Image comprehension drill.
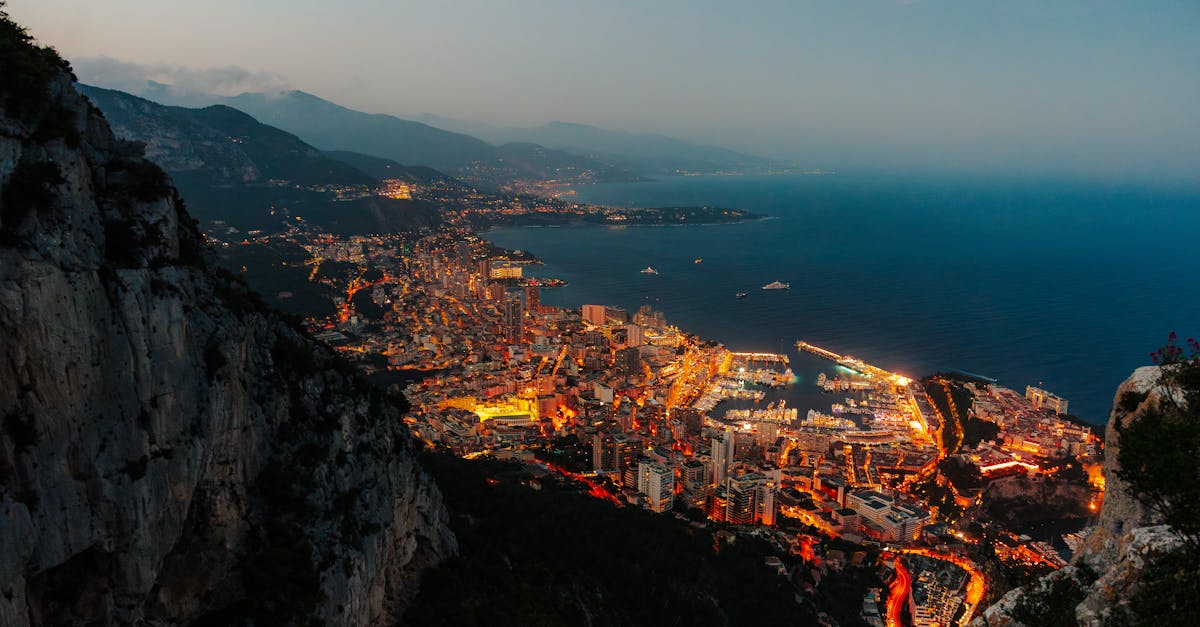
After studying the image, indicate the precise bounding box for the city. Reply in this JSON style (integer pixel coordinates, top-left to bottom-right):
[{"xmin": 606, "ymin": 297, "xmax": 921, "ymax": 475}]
[
  {"xmin": 3, "ymin": 3, "xmax": 1197, "ymax": 626},
  {"xmin": 213, "ymin": 185, "xmax": 1106, "ymax": 626}
]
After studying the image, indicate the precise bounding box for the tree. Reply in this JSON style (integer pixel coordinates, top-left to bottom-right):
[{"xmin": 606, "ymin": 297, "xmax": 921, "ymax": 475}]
[{"xmin": 1111, "ymin": 334, "xmax": 1200, "ymax": 626}]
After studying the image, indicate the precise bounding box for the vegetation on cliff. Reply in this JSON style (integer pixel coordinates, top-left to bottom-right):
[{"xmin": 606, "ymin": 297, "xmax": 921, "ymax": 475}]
[{"xmin": 1108, "ymin": 335, "xmax": 1200, "ymax": 625}]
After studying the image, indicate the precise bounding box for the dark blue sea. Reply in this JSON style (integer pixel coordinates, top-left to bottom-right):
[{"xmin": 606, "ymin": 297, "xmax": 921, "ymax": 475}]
[{"xmin": 484, "ymin": 174, "xmax": 1200, "ymax": 424}]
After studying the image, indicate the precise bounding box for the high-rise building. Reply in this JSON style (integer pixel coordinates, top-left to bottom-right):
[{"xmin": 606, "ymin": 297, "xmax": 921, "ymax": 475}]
[
  {"xmin": 637, "ymin": 460, "xmax": 675, "ymax": 513},
  {"xmin": 582, "ymin": 304, "xmax": 606, "ymax": 326},
  {"xmin": 612, "ymin": 432, "xmax": 638, "ymax": 472},
  {"xmin": 681, "ymin": 460, "xmax": 707, "ymax": 493},
  {"xmin": 487, "ymin": 282, "xmax": 507, "ymax": 302},
  {"xmin": 726, "ymin": 474, "xmax": 760, "ymax": 525},
  {"xmin": 592, "ymin": 432, "xmax": 615, "ymax": 471},
  {"xmin": 634, "ymin": 305, "xmax": 666, "ymax": 328},
  {"xmin": 721, "ymin": 472, "xmax": 778, "ymax": 526},
  {"xmin": 710, "ymin": 426, "xmax": 736, "ymax": 486},
  {"xmin": 524, "ymin": 285, "xmax": 540, "ymax": 314},
  {"xmin": 503, "ymin": 296, "xmax": 524, "ymax": 343}
]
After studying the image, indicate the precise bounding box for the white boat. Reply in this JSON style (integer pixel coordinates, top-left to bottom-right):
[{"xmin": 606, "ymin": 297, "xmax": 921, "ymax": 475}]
[
  {"xmin": 694, "ymin": 258, "xmax": 703, "ymax": 264},
  {"xmin": 641, "ymin": 266, "xmax": 658, "ymax": 274},
  {"xmin": 762, "ymin": 280, "xmax": 789, "ymax": 290}
]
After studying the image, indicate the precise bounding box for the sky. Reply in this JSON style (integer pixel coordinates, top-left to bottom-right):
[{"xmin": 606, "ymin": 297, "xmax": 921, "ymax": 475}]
[{"xmin": 9, "ymin": 0, "xmax": 1200, "ymax": 182}]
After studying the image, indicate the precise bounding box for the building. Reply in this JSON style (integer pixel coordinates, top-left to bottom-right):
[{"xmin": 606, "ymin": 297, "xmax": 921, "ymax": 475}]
[
  {"xmin": 724, "ymin": 472, "xmax": 777, "ymax": 525},
  {"xmin": 625, "ymin": 323, "xmax": 644, "ymax": 347},
  {"xmin": 490, "ymin": 263, "xmax": 523, "ymax": 279},
  {"xmin": 634, "ymin": 304, "xmax": 665, "ymax": 328},
  {"xmin": 524, "ymin": 285, "xmax": 540, "ymax": 314},
  {"xmin": 710, "ymin": 426, "xmax": 736, "ymax": 485},
  {"xmin": 612, "ymin": 432, "xmax": 639, "ymax": 472},
  {"xmin": 592, "ymin": 432, "xmax": 614, "ymax": 471},
  {"xmin": 503, "ymin": 296, "xmax": 524, "ymax": 343},
  {"xmin": 680, "ymin": 460, "xmax": 707, "ymax": 493},
  {"xmin": 846, "ymin": 490, "xmax": 930, "ymax": 542},
  {"xmin": 1025, "ymin": 386, "xmax": 1069, "ymax": 414},
  {"xmin": 637, "ymin": 460, "xmax": 675, "ymax": 513},
  {"xmin": 616, "ymin": 346, "xmax": 642, "ymax": 377},
  {"xmin": 605, "ymin": 307, "xmax": 629, "ymax": 324},
  {"xmin": 582, "ymin": 304, "xmax": 606, "ymax": 326},
  {"xmin": 726, "ymin": 474, "xmax": 759, "ymax": 525}
]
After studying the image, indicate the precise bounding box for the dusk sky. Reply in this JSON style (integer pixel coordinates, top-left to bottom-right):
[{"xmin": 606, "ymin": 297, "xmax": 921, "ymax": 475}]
[{"xmin": 10, "ymin": 0, "xmax": 1200, "ymax": 182}]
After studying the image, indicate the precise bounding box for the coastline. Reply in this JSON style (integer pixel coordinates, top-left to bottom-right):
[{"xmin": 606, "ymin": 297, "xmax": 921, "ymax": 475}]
[{"xmin": 483, "ymin": 173, "xmax": 1181, "ymax": 426}]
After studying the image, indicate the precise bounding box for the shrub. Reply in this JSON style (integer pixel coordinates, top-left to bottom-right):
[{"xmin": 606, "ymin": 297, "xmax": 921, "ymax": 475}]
[
  {"xmin": 1, "ymin": 159, "xmax": 63, "ymax": 233},
  {"xmin": 1114, "ymin": 335, "xmax": 1200, "ymax": 624},
  {"xmin": 0, "ymin": 3, "xmax": 74, "ymax": 121}
]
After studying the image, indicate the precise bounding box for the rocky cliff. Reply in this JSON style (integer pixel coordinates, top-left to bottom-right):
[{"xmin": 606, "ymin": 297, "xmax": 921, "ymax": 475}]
[
  {"xmin": 0, "ymin": 18, "xmax": 454, "ymax": 626},
  {"xmin": 972, "ymin": 366, "xmax": 1182, "ymax": 626}
]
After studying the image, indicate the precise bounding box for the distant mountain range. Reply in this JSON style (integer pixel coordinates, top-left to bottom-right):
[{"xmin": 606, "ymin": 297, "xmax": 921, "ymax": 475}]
[
  {"xmin": 80, "ymin": 78, "xmax": 787, "ymax": 185},
  {"xmin": 79, "ymin": 85, "xmax": 440, "ymax": 234},
  {"xmin": 210, "ymin": 91, "xmax": 643, "ymax": 189},
  {"xmin": 80, "ymin": 85, "xmax": 373, "ymax": 187},
  {"xmin": 414, "ymin": 116, "xmax": 788, "ymax": 176}
]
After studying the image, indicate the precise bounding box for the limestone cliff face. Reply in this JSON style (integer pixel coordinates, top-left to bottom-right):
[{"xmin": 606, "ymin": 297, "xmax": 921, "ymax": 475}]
[
  {"xmin": 0, "ymin": 50, "xmax": 454, "ymax": 625},
  {"xmin": 971, "ymin": 366, "xmax": 1179, "ymax": 627}
]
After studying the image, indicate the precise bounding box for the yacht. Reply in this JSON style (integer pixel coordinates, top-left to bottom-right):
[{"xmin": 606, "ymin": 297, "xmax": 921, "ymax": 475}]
[
  {"xmin": 641, "ymin": 266, "xmax": 658, "ymax": 274},
  {"xmin": 694, "ymin": 258, "xmax": 703, "ymax": 264},
  {"xmin": 762, "ymin": 280, "xmax": 789, "ymax": 290},
  {"xmin": 735, "ymin": 291, "xmax": 748, "ymax": 299}
]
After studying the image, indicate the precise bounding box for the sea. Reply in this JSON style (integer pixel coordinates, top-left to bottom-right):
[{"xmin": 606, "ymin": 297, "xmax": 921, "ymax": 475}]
[{"xmin": 483, "ymin": 173, "xmax": 1200, "ymax": 424}]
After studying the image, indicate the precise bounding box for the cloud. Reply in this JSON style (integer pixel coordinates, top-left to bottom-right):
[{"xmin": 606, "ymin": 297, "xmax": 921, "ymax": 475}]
[{"xmin": 72, "ymin": 57, "xmax": 290, "ymax": 105}]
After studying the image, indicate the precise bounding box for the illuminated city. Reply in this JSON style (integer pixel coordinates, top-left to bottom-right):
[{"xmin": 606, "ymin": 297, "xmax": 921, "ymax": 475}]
[
  {"xmin": 207, "ymin": 177, "xmax": 1108, "ymax": 625},
  {"xmin": 5, "ymin": 3, "xmax": 1194, "ymax": 624}
]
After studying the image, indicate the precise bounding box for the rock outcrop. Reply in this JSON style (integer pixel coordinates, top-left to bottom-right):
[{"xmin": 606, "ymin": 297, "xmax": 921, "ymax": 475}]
[
  {"xmin": 971, "ymin": 366, "xmax": 1180, "ymax": 627},
  {"xmin": 0, "ymin": 23, "xmax": 454, "ymax": 626}
]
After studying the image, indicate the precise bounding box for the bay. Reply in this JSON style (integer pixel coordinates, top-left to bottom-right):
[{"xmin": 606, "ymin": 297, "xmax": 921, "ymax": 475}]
[{"xmin": 483, "ymin": 173, "xmax": 1200, "ymax": 424}]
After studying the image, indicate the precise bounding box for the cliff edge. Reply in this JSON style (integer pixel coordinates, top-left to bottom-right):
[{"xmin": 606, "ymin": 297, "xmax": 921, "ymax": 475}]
[
  {"xmin": 972, "ymin": 366, "xmax": 1188, "ymax": 626},
  {"xmin": 0, "ymin": 14, "xmax": 454, "ymax": 626}
]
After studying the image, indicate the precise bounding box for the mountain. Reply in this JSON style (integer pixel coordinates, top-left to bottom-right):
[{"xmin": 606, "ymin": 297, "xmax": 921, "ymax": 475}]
[
  {"xmin": 323, "ymin": 149, "xmax": 465, "ymax": 188},
  {"xmin": 76, "ymin": 85, "xmax": 440, "ymax": 234},
  {"xmin": 226, "ymin": 91, "xmax": 495, "ymax": 174},
  {"xmin": 418, "ymin": 116, "xmax": 789, "ymax": 175},
  {"xmin": 79, "ymin": 85, "xmax": 374, "ymax": 187},
  {"xmin": 0, "ymin": 18, "xmax": 454, "ymax": 626},
  {"xmin": 221, "ymin": 91, "xmax": 641, "ymax": 188}
]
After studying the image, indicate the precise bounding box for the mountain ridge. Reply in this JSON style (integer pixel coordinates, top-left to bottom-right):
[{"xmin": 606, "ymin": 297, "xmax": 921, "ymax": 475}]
[
  {"xmin": 220, "ymin": 90, "xmax": 642, "ymax": 188},
  {"xmin": 76, "ymin": 84, "xmax": 442, "ymax": 235}
]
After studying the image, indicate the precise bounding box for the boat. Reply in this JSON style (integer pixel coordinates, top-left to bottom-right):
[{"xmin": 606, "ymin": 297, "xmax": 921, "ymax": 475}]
[
  {"xmin": 640, "ymin": 266, "xmax": 658, "ymax": 274},
  {"xmin": 735, "ymin": 291, "xmax": 748, "ymax": 299},
  {"xmin": 694, "ymin": 258, "xmax": 703, "ymax": 264},
  {"xmin": 762, "ymin": 280, "xmax": 789, "ymax": 290}
]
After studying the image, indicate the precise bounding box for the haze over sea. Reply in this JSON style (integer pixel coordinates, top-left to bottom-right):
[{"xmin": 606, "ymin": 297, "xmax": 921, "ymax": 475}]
[{"xmin": 484, "ymin": 174, "xmax": 1200, "ymax": 424}]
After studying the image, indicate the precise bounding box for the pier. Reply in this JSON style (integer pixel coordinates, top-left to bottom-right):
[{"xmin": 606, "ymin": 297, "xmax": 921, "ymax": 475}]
[
  {"xmin": 797, "ymin": 341, "xmax": 907, "ymax": 384},
  {"xmin": 729, "ymin": 351, "xmax": 790, "ymax": 365}
]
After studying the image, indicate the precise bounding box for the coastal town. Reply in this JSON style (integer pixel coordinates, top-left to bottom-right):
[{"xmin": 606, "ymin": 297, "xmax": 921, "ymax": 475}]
[{"xmin": 211, "ymin": 210, "xmax": 1106, "ymax": 626}]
